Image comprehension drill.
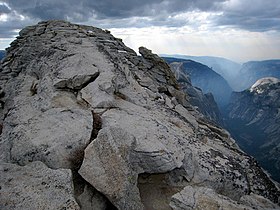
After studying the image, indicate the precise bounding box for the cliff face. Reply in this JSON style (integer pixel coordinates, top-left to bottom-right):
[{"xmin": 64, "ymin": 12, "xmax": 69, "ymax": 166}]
[
  {"xmin": 0, "ymin": 20, "xmax": 279, "ymax": 210},
  {"xmin": 226, "ymin": 77, "xmax": 280, "ymax": 183},
  {"xmin": 162, "ymin": 55, "xmax": 242, "ymax": 91},
  {"xmin": 167, "ymin": 61, "xmax": 223, "ymax": 125},
  {"xmin": 164, "ymin": 57, "xmax": 233, "ymax": 108}
]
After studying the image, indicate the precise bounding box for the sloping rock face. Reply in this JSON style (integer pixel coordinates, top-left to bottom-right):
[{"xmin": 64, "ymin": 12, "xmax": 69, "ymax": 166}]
[
  {"xmin": 162, "ymin": 55, "xmax": 242, "ymax": 91},
  {"xmin": 164, "ymin": 57, "xmax": 233, "ymax": 108},
  {"xmin": 0, "ymin": 20, "xmax": 279, "ymax": 210},
  {"xmin": 167, "ymin": 61, "xmax": 223, "ymax": 125},
  {"xmin": 226, "ymin": 77, "xmax": 280, "ymax": 183}
]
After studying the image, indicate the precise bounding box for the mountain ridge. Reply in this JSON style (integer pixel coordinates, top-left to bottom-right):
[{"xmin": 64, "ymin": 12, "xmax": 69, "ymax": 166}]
[
  {"xmin": 163, "ymin": 54, "xmax": 280, "ymax": 92},
  {"xmin": 163, "ymin": 57, "xmax": 233, "ymax": 108},
  {"xmin": 162, "ymin": 54, "xmax": 241, "ymax": 90},
  {"xmin": 165, "ymin": 59, "xmax": 223, "ymax": 125},
  {"xmin": 0, "ymin": 20, "xmax": 279, "ymax": 210}
]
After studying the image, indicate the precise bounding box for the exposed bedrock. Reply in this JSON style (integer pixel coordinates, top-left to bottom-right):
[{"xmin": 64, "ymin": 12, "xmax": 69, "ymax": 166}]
[{"xmin": 0, "ymin": 20, "xmax": 279, "ymax": 210}]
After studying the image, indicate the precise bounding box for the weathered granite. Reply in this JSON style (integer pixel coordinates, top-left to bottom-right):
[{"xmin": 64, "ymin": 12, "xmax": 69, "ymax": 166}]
[
  {"xmin": 0, "ymin": 20, "xmax": 279, "ymax": 210},
  {"xmin": 0, "ymin": 161, "xmax": 79, "ymax": 210},
  {"xmin": 170, "ymin": 186, "xmax": 279, "ymax": 210}
]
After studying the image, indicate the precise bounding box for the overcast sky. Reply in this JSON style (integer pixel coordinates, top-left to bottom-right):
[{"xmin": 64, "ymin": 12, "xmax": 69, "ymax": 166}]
[{"xmin": 0, "ymin": 0, "xmax": 279, "ymax": 62}]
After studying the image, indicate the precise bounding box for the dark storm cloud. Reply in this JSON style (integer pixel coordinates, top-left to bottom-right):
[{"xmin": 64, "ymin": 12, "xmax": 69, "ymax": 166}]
[
  {"xmin": 82, "ymin": 0, "xmax": 225, "ymax": 18},
  {"xmin": 0, "ymin": 25, "xmax": 19, "ymax": 37},
  {"xmin": 215, "ymin": 0, "xmax": 280, "ymax": 31},
  {"xmin": 3, "ymin": 0, "xmax": 224, "ymax": 20},
  {"xmin": 217, "ymin": 14, "xmax": 280, "ymax": 32},
  {"xmin": 2, "ymin": 0, "xmax": 92, "ymax": 21},
  {"xmin": 0, "ymin": 0, "xmax": 280, "ymax": 39},
  {"xmin": 0, "ymin": 15, "xmax": 37, "ymax": 38},
  {"xmin": 0, "ymin": 0, "xmax": 226, "ymax": 38},
  {"xmin": 0, "ymin": 3, "xmax": 10, "ymax": 14}
]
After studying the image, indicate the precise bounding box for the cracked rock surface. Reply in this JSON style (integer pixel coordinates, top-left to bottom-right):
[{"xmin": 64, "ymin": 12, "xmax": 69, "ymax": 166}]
[
  {"xmin": 0, "ymin": 20, "xmax": 279, "ymax": 210},
  {"xmin": 170, "ymin": 186, "xmax": 279, "ymax": 210},
  {"xmin": 0, "ymin": 161, "xmax": 79, "ymax": 210}
]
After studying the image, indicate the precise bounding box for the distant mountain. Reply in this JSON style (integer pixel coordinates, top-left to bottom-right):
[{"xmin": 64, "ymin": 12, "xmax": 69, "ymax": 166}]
[
  {"xmin": 237, "ymin": 60, "xmax": 280, "ymax": 91},
  {"xmin": 169, "ymin": 61, "xmax": 223, "ymax": 124},
  {"xmin": 225, "ymin": 77, "xmax": 280, "ymax": 182},
  {"xmin": 0, "ymin": 50, "xmax": 5, "ymax": 60},
  {"xmin": 162, "ymin": 54, "xmax": 241, "ymax": 90},
  {"xmin": 164, "ymin": 57, "xmax": 233, "ymax": 108}
]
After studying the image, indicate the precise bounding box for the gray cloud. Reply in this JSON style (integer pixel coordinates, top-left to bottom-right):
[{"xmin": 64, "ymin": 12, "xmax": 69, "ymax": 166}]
[
  {"xmin": 0, "ymin": 0, "xmax": 280, "ymax": 39},
  {"xmin": 216, "ymin": 15, "xmax": 280, "ymax": 32},
  {"xmin": 215, "ymin": 0, "xmax": 280, "ymax": 31},
  {"xmin": 3, "ymin": 0, "xmax": 91, "ymax": 21},
  {"xmin": 0, "ymin": 15, "xmax": 38, "ymax": 38},
  {"xmin": 0, "ymin": 3, "xmax": 10, "ymax": 14},
  {"xmin": 0, "ymin": 0, "xmax": 225, "ymax": 38},
  {"xmin": 3, "ymin": 0, "xmax": 224, "ymax": 20}
]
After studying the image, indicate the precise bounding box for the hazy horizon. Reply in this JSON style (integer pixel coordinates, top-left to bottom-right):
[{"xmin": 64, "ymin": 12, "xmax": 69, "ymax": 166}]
[
  {"xmin": 1, "ymin": 38, "xmax": 280, "ymax": 63},
  {"xmin": 1, "ymin": 0, "xmax": 280, "ymax": 62}
]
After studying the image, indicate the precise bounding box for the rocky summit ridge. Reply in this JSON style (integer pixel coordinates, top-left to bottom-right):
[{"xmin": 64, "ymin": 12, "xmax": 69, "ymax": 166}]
[{"xmin": 0, "ymin": 20, "xmax": 279, "ymax": 210}]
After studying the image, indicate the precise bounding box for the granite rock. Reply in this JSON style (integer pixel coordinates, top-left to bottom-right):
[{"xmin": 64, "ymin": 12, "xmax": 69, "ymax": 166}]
[
  {"xmin": 0, "ymin": 161, "xmax": 79, "ymax": 210},
  {"xmin": 0, "ymin": 20, "xmax": 279, "ymax": 210}
]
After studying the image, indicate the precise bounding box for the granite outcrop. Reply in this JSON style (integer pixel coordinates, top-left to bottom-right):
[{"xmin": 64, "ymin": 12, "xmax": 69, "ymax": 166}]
[{"xmin": 0, "ymin": 20, "xmax": 279, "ymax": 210}]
